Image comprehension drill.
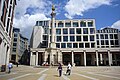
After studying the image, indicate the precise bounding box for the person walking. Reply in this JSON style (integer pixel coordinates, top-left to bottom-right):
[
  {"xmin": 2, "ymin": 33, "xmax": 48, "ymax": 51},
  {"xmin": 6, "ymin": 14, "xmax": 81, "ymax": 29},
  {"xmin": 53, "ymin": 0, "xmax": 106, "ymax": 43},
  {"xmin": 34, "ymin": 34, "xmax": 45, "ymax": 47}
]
[
  {"xmin": 57, "ymin": 63, "xmax": 62, "ymax": 77},
  {"xmin": 66, "ymin": 62, "xmax": 72, "ymax": 75},
  {"xmin": 8, "ymin": 62, "xmax": 13, "ymax": 73}
]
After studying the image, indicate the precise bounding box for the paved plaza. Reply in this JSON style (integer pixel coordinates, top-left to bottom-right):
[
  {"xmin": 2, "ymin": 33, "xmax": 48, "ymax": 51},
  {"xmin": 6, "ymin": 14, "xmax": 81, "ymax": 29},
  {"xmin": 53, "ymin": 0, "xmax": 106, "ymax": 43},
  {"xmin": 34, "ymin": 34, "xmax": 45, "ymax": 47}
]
[{"xmin": 0, "ymin": 65, "xmax": 120, "ymax": 80}]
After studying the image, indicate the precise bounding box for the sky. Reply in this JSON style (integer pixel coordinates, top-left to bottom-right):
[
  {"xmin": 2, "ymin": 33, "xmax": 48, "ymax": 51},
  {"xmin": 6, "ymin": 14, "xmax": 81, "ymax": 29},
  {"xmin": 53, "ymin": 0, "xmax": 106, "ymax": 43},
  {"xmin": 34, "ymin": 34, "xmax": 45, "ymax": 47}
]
[{"xmin": 13, "ymin": 0, "xmax": 120, "ymax": 39}]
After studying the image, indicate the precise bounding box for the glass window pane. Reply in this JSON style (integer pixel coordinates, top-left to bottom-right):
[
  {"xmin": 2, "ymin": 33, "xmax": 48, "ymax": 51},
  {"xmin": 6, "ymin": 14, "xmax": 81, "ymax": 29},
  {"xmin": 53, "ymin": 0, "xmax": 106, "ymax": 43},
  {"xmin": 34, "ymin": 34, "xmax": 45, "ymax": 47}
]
[
  {"xmin": 105, "ymin": 40, "xmax": 109, "ymax": 45},
  {"xmin": 91, "ymin": 43, "xmax": 95, "ymax": 48},
  {"xmin": 85, "ymin": 43, "xmax": 89, "ymax": 48},
  {"xmin": 76, "ymin": 36, "xmax": 81, "ymax": 41},
  {"xmin": 83, "ymin": 28, "xmax": 88, "ymax": 34},
  {"xmin": 90, "ymin": 35, "xmax": 94, "ymax": 41},
  {"xmin": 70, "ymin": 36, "xmax": 75, "ymax": 41},
  {"xmin": 90, "ymin": 28, "xmax": 95, "ymax": 34},
  {"xmin": 56, "ymin": 43, "xmax": 60, "ymax": 48},
  {"xmin": 56, "ymin": 29, "xmax": 61, "ymax": 34},
  {"xmin": 73, "ymin": 22, "xmax": 78, "ymax": 27},
  {"xmin": 67, "ymin": 43, "xmax": 72, "ymax": 48},
  {"xmin": 76, "ymin": 28, "xmax": 81, "ymax": 34},
  {"xmin": 79, "ymin": 43, "xmax": 84, "ymax": 48},
  {"xmin": 70, "ymin": 28, "xmax": 75, "ymax": 34},
  {"xmin": 105, "ymin": 34, "xmax": 108, "ymax": 39},
  {"xmin": 100, "ymin": 34, "xmax": 104, "ymax": 39},
  {"xmin": 96, "ymin": 34, "xmax": 99, "ymax": 39},
  {"xmin": 110, "ymin": 34, "xmax": 113, "ymax": 39},
  {"xmin": 63, "ymin": 36, "xmax": 68, "ymax": 42},
  {"xmin": 56, "ymin": 36, "xmax": 61, "ymax": 42},
  {"xmin": 97, "ymin": 40, "xmax": 99, "ymax": 45},
  {"xmin": 58, "ymin": 22, "xmax": 63, "ymax": 27},
  {"xmin": 88, "ymin": 22, "xmax": 93, "ymax": 27},
  {"xmin": 65, "ymin": 22, "xmax": 71, "ymax": 27},
  {"xmin": 63, "ymin": 28, "xmax": 68, "ymax": 34},
  {"xmin": 101, "ymin": 40, "xmax": 104, "ymax": 45},
  {"xmin": 61, "ymin": 43, "xmax": 66, "ymax": 48},
  {"xmin": 83, "ymin": 36, "xmax": 88, "ymax": 41},
  {"xmin": 114, "ymin": 34, "xmax": 118, "ymax": 39},
  {"xmin": 80, "ymin": 21, "xmax": 86, "ymax": 27},
  {"xmin": 73, "ymin": 43, "xmax": 78, "ymax": 48},
  {"xmin": 110, "ymin": 40, "xmax": 114, "ymax": 45}
]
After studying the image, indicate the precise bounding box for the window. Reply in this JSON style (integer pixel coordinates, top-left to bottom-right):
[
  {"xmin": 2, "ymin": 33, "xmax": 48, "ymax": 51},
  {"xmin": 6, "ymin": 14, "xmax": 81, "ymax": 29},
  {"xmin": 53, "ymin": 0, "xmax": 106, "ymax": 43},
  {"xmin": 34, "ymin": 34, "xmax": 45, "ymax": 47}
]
[
  {"xmin": 70, "ymin": 28, "xmax": 74, "ymax": 34},
  {"xmin": 43, "ymin": 35, "xmax": 48, "ymax": 40},
  {"xmin": 88, "ymin": 21, "xmax": 93, "ymax": 27},
  {"xmin": 85, "ymin": 43, "xmax": 89, "ymax": 48},
  {"xmin": 44, "ymin": 28, "xmax": 49, "ymax": 34},
  {"xmin": 110, "ymin": 34, "xmax": 113, "ymax": 39},
  {"xmin": 91, "ymin": 43, "xmax": 95, "ymax": 48},
  {"xmin": 67, "ymin": 43, "xmax": 72, "ymax": 48},
  {"xmin": 80, "ymin": 21, "xmax": 86, "ymax": 27},
  {"xmin": 12, "ymin": 48, "xmax": 16, "ymax": 52},
  {"xmin": 56, "ymin": 29, "xmax": 61, "ymax": 34},
  {"xmin": 65, "ymin": 22, "xmax": 71, "ymax": 27},
  {"xmin": 100, "ymin": 34, "xmax": 104, "ymax": 39},
  {"xmin": 56, "ymin": 43, "xmax": 60, "ymax": 48},
  {"xmin": 105, "ymin": 34, "xmax": 108, "ymax": 39},
  {"xmin": 110, "ymin": 40, "xmax": 114, "ymax": 45},
  {"xmin": 83, "ymin": 28, "xmax": 88, "ymax": 34},
  {"xmin": 115, "ymin": 40, "xmax": 119, "ymax": 45},
  {"xmin": 79, "ymin": 43, "xmax": 84, "ymax": 48},
  {"xmin": 96, "ymin": 34, "xmax": 99, "ymax": 39},
  {"xmin": 61, "ymin": 43, "xmax": 66, "ymax": 48},
  {"xmin": 58, "ymin": 22, "xmax": 63, "ymax": 27},
  {"xmin": 105, "ymin": 40, "xmax": 109, "ymax": 45},
  {"xmin": 63, "ymin": 36, "xmax": 68, "ymax": 42},
  {"xmin": 73, "ymin": 22, "xmax": 78, "ymax": 27},
  {"xmin": 63, "ymin": 28, "xmax": 68, "ymax": 34},
  {"xmin": 73, "ymin": 43, "xmax": 78, "ymax": 48},
  {"xmin": 101, "ymin": 40, "xmax": 104, "ymax": 45},
  {"xmin": 90, "ymin": 35, "xmax": 94, "ymax": 41},
  {"xmin": 70, "ymin": 36, "xmax": 75, "ymax": 41},
  {"xmin": 90, "ymin": 28, "xmax": 95, "ymax": 34},
  {"xmin": 76, "ymin": 36, "xmax": 81, "ymax": 41},
  {"xmin": 14, "ymin": 38, "xmax": 17, "ymax": 42},
  {"xmin": 56, "ymin": 36, "xmax": 61, "ymax": 42},
  {"xmin": 97, "ymin": 40, "xmax": 99, "ymax": 45},
  {"xmin": 114, "ymin": 34, "xmax": 118, "ymax": 39},
  {"xmin": 13, "ymin": 43, "xmax": 17, "ymax": 46},
  {"xmin": 83, "ymin": 36, "xmax": 88, "ymax": 41},
  {"xmin": 76, "ymin": 28, "xmax": 81, "ymax": 34}
]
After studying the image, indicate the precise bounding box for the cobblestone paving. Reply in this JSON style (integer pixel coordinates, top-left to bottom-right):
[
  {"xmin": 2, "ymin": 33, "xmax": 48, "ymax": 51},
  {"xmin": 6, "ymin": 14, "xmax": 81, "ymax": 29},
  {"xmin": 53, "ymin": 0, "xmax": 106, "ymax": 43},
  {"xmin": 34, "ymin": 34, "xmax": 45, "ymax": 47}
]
[{"xmin": 0, "ymin": 65, "xmax": 120, "ymax": 80}]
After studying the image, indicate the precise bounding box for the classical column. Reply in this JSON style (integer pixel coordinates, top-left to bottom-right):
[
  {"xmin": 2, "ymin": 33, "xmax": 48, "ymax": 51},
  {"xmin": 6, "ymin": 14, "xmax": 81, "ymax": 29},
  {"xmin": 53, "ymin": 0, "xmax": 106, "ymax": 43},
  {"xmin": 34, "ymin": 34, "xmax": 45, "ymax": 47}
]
[
  {"xmin": 110, "ymin": 53, "xmax": 113, "ymax": 65},
  {"xmin": 108, "ymin": 50, "xmax": 111, "ymax": 66},
  {"xmin": 96, "ymin": 50, "xmax": 99, "ymax": 66},
  {"xmin": 30, "ymin": 51, "xmax": 33, "ymax": 66},
  {"xmin": 72, "ymin": 51, "xmax": 74, "ymax": 65},
  {"xmin": 36, "ymin": 51, "xmax": 38, "ymax": 66},
  {"xmin": 58, "ymin": 51, "xmax": 62, "ymax": 64},
  {"xmin": 83, "ymin": 50, "xmax": 86, "ymax": 66},
  {"xmin": 44, "ymin": 51, "xmax": 47, "ymax": 62},
  {"xmin": 50, "ymin": 50, "xmax": 54, "ymax": 65},
  {"xmin": 100, "ymin": 53, "xmax": 103, "ymax": 64}
]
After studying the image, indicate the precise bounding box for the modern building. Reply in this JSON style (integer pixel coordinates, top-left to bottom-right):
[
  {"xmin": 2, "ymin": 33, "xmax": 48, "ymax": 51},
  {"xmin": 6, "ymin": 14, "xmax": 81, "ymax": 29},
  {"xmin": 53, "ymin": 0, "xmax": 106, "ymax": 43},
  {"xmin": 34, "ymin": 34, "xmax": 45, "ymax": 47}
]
[
  {"xmin": 0, "ymin": 0, "xmax": 16, "ymax": 70},
  {"xmin": 11, "ymin": 27, "xmax": 29, "ymax": 64},
  {"xmin": 30, "ymin": 5, "xmax": 120, "ymax": 67}
]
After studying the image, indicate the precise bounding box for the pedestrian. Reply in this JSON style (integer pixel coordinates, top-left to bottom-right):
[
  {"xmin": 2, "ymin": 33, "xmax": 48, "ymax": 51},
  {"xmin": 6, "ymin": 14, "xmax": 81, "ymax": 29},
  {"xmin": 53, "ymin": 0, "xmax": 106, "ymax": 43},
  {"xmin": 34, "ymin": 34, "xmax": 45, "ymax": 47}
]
[
  {"xmin": 57, "ymin": 63, "xmax": 62, "ymax": 77},
  {"xmin": 66, "ymin": 62, "xmax": 72, "ymax": 75},
  {"xmin": 8, "ymin": 62, "xmax": 13, "ymax": 73}
]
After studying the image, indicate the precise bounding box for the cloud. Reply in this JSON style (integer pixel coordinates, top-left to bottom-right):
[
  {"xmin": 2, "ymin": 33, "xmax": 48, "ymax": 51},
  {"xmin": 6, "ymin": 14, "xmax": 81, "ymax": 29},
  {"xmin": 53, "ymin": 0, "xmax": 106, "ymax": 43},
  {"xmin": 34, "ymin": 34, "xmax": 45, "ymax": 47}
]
[
  {"xmin": 14, "ymin": 0, "xmax": 52, "ymax": 39},
  {"xmin": 111, "ymin": 20, "xmax": 120, "ymax": 30},
  {"xmin": 64, "ymin": 0, "xmax": 113, "ymax": 19}
]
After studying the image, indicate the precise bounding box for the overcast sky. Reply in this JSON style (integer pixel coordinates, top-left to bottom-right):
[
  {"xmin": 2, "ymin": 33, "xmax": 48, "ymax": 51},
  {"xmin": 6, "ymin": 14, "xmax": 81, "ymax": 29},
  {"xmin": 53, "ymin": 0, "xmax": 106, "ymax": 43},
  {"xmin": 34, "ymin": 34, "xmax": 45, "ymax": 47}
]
[{"xmin": 13, "ymin": 0, "xmax": 120, "ymax": 39}]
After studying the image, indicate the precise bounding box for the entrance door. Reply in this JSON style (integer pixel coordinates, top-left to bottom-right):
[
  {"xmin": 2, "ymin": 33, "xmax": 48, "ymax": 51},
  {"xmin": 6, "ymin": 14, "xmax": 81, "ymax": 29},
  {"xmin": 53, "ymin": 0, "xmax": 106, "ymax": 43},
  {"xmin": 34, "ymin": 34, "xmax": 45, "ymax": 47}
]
[
  {"xmin": 74, "ymin": 54, "xmax": 81, "ymax": 66},
  {"xmin": 63, "ymin": 53, "xmax": 71, "ymax": 65}
]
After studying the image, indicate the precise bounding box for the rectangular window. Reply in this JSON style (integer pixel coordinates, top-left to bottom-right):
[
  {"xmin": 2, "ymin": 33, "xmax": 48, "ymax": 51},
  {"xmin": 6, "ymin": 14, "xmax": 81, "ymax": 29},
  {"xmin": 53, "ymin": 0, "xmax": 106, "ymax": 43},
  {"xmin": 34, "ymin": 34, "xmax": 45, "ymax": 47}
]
[
  {"xmin": 58, "ymin": 22, "xmax": 63, "ymax": 27},
  {"xmin": 115, "ymin": 40, "xmax": 119, "ymax": 45},
  {"xmin": 105, "ymin": 40, "xmax": 109, "ymax": 45},
  {"xmin": 110, "ymin": 40, "xmax": 114, "ymax": 45},
  {"xmin": 100, "ymin": 34, "xmax": 104, "ymax": 39},
  {"xmin": 14, "ymin": 38, "xmax": 17, "ymax": 42},
  {"xmin": 83, "ymin": 36, "xmax": 88, "ymax": 41},
  {"xmin": 97, "ymin": 40, "xmax": 99, "ymax": 45},
  {"xmin": 73, "ymin": 22, "xmax": 78, "ymax": 27},
  {"xmin": 56, "ymin": 29, "xmax": 61, "ymax": 34},
  {"xmin": 79, "ymin": 43, "xmax": 84, "ymax": 48},
  {"xmin": 91, "ymin": 43, "xmax": 95, "ymax": 48},
  {"xmin": 76, "ymin": 28, "xmax": 81, "ymax": 34},
  {"xmin": 96, "ymin": 34, "xmax": 99, "ymax": 39},
  {"xmin": 63, "ymin": 28, "xmax": 68, "ymax": 34},
  {"xmin": 83, "ymin": 28, "xmax": 88, "ymax": 34},
  {"xmin": 70, "ymin": 36, "xmax": 75, "ymax": 41},
  {"xmin": 70, "ymin": 28, "xmax": 74, "ymax": 34},
  {"xmin": 63, "ymin": 36, "xmax": 68, "ymax": 42},
  {"xmin": 65, "ymin": 22, "xmax": 71, "ymax": 27},
  {"xmin": 80, "ymin": 21, "xmax": 86, "ymax": 27},
  {"xmin": 56, "ymin": 43, "xmax": 60, "ymax": 48},
  {"xmin": 56, "ymin": 36, "xmax": 61, "ymax": 42},
  {"xmin": 73, "ymin": 43, "xmax": 78, "ymax": 48},
  {"xmin": 85, "ymin": 43, "xmax": 89, "ymax": 48},
  {"xmin": 67, "ymin": 43, "xmax": 72, "ymax": 48},
  {"xmin": 90, "ymin": 28, "xmax": 95, "ymax": 34},
  {"xmin": 43, "ymin": 35, "xmax": 48, "ymax": 40},
  {"xmin": 105, "ymin": 34, "xmax": 108, "ymax": 39},
  {"xmin": 101, "ymin": 40, "xmax": 104, "ymax": 45},
  {"xmin": 114, "ymin": 34, "xmax": 118, "ymax": 39},
  {"xmin": 110, "ymin": 34, "xmax": 113, "ymax": 39},
  {"xmin": 88, "ymin": 21, "xmax": 93, "ymax": 27},
  {"xmin": 90, "ymin": 35, "xmax": 94, "ymax": 41},
  {"xmin": 76, "ymin": 36, "xmax": 81, "ymax": 41},
  {"xmin": 61, "ymin": 43, "xmax": 66, "ymax": 48}
]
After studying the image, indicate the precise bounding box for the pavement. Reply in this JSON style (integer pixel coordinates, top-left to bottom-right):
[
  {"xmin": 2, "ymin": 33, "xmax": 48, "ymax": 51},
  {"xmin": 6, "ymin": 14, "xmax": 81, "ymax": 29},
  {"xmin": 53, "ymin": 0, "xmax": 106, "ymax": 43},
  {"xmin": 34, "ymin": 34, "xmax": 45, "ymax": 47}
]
[{"xmin": 0, "ymin": 65, "xmax": 120, "ymax": 80}]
